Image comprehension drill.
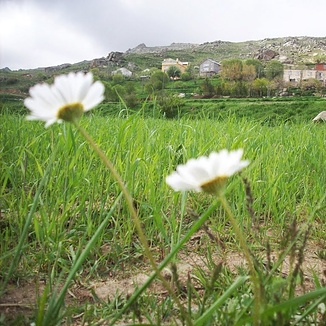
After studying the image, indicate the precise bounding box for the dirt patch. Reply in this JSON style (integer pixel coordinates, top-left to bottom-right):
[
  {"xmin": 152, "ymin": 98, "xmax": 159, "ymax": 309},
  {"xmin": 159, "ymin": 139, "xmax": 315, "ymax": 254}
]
[{"xmin": 1, "ymin": 236, "xmax": 325, "ymax": 324}]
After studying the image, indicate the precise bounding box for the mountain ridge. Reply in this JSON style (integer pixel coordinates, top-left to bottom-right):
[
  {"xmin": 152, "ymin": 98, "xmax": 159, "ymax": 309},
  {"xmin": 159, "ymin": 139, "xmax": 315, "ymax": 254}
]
[
  {"xmin": 2, "ymin": 36, "xmax": 326, "ymax": 73},
  {"xmin": 124, "ymin": 36, "xmax": 326, "ymax": 63}
]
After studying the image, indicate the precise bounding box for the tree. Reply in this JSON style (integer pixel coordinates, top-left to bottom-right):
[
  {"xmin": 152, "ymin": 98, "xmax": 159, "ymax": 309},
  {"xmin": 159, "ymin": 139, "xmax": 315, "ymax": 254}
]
[
  {"xmin": 300, "ymin": 78, "xmax": 323, "ymax": 95},
  {"xmin": 157, "ymin": 94, "xmax": 184, "ymax": 118},
  {"xmin": 252, "ymin": 78, "xmax": 270, "ymax": 97},
  {"xmin": 112, "ymin": 73, "xmax": 125, "ymax": 85},
  {"xmin": 200, "ymin": 78, "xmax": 215, "ymax": 97},
  {"xmin": 221, "ymin": 59, "xmax": 254, "ymax": 97},
  {"xmin": 270, "ymin": 77, "xmax": 284, "ymax": 96},
  {"xmin": 181, "ymin": 72, "xmax": 192, "ymax": 81},
  {"xmin": 265, "ymin": 60, "xmax": 284, "ymax": 80},
  {"xmin": 167, "ymin": 66, "xmax": 181, "ymax": 79},
  {"xmin": 220, "ymin": 59, "xmax": 243, "ymax": 81},
  {"xmin": 242, "ymin": 64, "xmax": 257, "ymax": 97},
  {"xmin": 242, "ymin": 64, "xmax": 256, "ymax": 82},
  {"xmin": 245, "ymin": 59, "xmax": 265, "ymax": 78},
  {"xmin": 314, "ymin": 54, "xmax": 326, "ymax": 64},
  {"xmin": 144, "ymin": 70, "xmax": 169, "ymax": 94}
]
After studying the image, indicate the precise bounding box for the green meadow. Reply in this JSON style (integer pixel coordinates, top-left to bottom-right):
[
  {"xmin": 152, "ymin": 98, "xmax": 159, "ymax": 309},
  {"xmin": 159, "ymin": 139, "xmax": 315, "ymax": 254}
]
[{"xmin": 0, "ymin": 100, "xmax": 325, "ymax": 325}]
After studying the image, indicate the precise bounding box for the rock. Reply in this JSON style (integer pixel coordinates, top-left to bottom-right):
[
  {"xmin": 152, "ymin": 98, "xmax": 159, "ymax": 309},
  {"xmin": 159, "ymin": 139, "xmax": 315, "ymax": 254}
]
[
  {"xmin": 256, "ymin": 49, "xmax": 279, "ymax": 61},
  {"xmin": 107, "ymin": 51, "xmax": 124, "ymax": 62},
  {"xmin": 313, "ymin": 111, "xmax": 326, "ymax": 122}
]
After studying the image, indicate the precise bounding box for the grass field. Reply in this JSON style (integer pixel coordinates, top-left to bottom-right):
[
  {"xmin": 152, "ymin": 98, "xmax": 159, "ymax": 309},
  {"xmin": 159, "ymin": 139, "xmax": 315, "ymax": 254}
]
[{"xmin": 0, "ymin": 106, "xmax": 325, "ymax": 325}]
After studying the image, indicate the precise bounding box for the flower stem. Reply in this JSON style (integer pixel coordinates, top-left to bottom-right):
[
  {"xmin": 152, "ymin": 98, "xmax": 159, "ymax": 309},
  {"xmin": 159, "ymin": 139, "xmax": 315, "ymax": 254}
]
[
  {"xmin": 109, "ymin": 200, "xmax": 219, "ymax": 326},
  {"xmin": 218, "ymin": 193, "xmax": 262, "ymax": 325},
  {"xmin": 73, "ymin": 121, "xmax": 192, "ymax": 325}
]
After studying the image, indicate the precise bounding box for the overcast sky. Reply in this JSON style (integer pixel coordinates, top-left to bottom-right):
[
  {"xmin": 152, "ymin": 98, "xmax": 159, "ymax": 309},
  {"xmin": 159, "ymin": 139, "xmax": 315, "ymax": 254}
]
[{"xmin": 1, "ymin": 0, "xmax": 325, "ymax": 70}]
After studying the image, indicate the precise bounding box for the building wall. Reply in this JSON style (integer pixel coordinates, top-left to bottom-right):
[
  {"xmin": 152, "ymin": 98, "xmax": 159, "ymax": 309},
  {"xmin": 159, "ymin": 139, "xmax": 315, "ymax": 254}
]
[
  {"xmin": 315, "ymin": 63, "xmax": 326, "ymax": 71},
  {"xmin": 283, "ymin": 69, "xmax": 302, "ymax": 82},
  {"xmin": 302, "ymin": 70, "xmax": 317, "ymax": 80},
  {"xmin": 316, "ymin": 71, "xmax": 326, "ymax": 85},
  {"xmin": 199, "ymin": 59, "xmax": 221, "ymax": 77},
  {"xmin": 162, "ymin": 58, "xmax": 188, "ymax": 73},
  {"xmin": 284, "ymin": 69, "xmax": 317, "ymax": 82}
]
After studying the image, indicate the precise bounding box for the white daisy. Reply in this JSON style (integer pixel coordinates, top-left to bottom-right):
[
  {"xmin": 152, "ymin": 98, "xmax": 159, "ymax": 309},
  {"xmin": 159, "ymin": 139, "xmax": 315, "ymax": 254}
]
[
  {"xmin": 166, "ymin": 149, "xmax": 249, "ymax": 194},
  {"xmin": 24, "ymin": 72, "xmax": 105, "ymax": 127}
]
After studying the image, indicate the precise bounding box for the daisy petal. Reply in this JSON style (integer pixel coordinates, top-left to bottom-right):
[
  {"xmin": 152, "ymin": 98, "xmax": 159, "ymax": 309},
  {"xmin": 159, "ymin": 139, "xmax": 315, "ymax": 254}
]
[{"xmin": 166, "ymin": 149, "xmax": 249, "ymax": 194}]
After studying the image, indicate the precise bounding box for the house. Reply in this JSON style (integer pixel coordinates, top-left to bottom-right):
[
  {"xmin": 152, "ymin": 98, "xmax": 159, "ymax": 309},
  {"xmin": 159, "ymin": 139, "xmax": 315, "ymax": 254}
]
[
  {"xmin": 112, "ymin": 67, "xmax": 132, "ymax": 77},
  {"xmin": 283, "ymin": 63, "xmax": 326, "ymax": 86},
  {"xmin": 315, "ymin": 63, "xmax": 326, "ymax": 71},
  {"xmin": 283, "ymin": 69, "xmax": 316, "ymax": 83},
  {"xmin": 161, "ymin": 58, "xmax": 188, "ymax": 74},
  {"xmin": 315, "ymin": 63, "xmax": 326, "ymax": 86},
  {"xmin": 199, "ymin": 59, "xmax": 221, "ymax": 77}
]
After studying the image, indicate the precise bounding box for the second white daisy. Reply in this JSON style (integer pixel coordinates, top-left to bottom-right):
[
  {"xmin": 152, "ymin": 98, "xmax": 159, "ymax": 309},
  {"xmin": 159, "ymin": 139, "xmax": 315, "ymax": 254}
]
[{"xmin": 166, "ymin": 149, "xmax": 249, "ymax": 194}]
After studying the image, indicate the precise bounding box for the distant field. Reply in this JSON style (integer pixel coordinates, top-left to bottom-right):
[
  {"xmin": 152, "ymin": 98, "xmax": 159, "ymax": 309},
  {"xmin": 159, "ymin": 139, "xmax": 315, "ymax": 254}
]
[{"xmin": 2, "ymin": 93, "xmax": 325, "ymax": 124}]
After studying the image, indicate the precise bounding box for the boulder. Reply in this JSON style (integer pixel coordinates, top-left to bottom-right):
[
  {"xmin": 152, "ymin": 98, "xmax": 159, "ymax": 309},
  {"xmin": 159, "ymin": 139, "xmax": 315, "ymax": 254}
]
[
  {"xmin": 312, "ymin": 111, "xmax": 326, "ymax": 122},
  {"xmin": 256, "ymin": 49, "xmax": 279, "ymax": 61}
]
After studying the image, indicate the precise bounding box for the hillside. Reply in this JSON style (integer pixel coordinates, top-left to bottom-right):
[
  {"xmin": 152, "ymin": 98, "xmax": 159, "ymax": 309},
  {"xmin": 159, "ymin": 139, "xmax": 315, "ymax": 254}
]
[
  {"xmin": 125, "ymin": 36, "xmax": 326, "ymax": 65},
  {"xmin": 2, "ymin": 36, "xmax": 326, "ymax": 75},
  {"xmin": 1, "ymin": 36, "xmax": 326, "ymax": 99},
  {"xmin": 89, "ymin": 36, "xmax": 326, "ymax": 73}
]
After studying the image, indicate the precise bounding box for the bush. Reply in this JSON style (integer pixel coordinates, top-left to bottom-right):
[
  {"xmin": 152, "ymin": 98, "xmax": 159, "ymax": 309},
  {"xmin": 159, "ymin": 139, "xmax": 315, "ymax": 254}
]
[{"xmin": 157, "ymin": 95, "xmax": 185, "ymax": 118}]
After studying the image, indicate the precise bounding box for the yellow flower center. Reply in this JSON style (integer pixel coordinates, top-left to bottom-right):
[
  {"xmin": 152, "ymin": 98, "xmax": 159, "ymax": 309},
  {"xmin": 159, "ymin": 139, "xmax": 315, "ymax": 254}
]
[
  {"xmin": 201, "ymin": 176, "xmax": 228, "ymax": 194},
  {"xmin": 57, "ymin": 102, "xmax": 84, "ymax": 123}
]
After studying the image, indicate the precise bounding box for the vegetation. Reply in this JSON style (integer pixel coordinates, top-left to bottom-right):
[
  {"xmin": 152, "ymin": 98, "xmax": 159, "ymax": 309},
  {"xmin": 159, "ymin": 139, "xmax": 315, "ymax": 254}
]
[
  {"xmin": 0, "ymin": 48, "xmax": 325, "ymax": 324},
  {"xmin": 0, "ymin": 96, "xmax": 325, "ymax": 324},
  {"xmin": 1, "ymin": 53, "xmax": 325, "ymax": 105}
]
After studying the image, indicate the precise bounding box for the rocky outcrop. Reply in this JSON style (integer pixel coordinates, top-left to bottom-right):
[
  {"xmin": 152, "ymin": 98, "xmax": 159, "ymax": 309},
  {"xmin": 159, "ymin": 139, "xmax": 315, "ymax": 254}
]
[
  {"xmin": 107, "ymin": 51, "xmax": 124, "ymax": 63},
  {"xmin": 44, "ymin": 63, "xmax": 72, "ymax": 72},
  {"xmin": 125, "ymin": 42, "xmax": 198, "ymax": 54},
  {"xmin": 255, "ymin": 49, "xmax": 279, "ymax": 61},
  {"xmin": 90, "ymin": 52, "xmax": 125, "ymax": 68},
  {"xmin": 313, "ymin": 111, "xmax": 326, "ymax": 122}
]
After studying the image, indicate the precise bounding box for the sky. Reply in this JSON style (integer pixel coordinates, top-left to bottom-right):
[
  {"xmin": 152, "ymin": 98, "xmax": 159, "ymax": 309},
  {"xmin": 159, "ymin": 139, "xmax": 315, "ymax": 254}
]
[{"xmin": 1, "ymin": 0, "xmax": 326, "ymax": 70}]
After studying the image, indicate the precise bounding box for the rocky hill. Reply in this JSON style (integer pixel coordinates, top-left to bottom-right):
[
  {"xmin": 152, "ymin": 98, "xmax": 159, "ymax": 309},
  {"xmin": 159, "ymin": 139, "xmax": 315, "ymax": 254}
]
[
  {"xmin": 124, "ymin": 36, "xmax": 326, "ymax": 64},
  {"xmin": 1, "ymin": 36, "xmax": 326, "ymax": 75},
  {"xmin": 88, "ymin": 36, "xmax": 326, "ymax": 73}
]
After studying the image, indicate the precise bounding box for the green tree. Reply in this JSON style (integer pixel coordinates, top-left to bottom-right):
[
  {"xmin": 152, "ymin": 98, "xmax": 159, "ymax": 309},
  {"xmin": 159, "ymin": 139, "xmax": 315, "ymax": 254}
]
[
  {"xmin": 270, "ymin": 77, "xmax": 284, "ymax": 96},
  {"xmin": 252, "ymin": 78, "xmax": 270, "ymax": 97},
  {"xmin": 265, "ymin": 60, "xmax": 284, "ymax": 80},
  {"xmin": 220, "ymin": 60, "xmax": 254, "ymax": 97},
  {"xmin": 145, "ymin": 70, "xmax": 169, "ymax": 94},
  {"xmin": 242, "ymin": 64, "xmax": 256, "ymax": 97},
  {"xmin": 157, "ymin": 94, "xmax": 184, "ymax": 118},
  {"xmin": 220, "ymin": 59, "xmax": 243, "ymax": 81},
  {"xmin": 181, "ymin": 72, "xmax": 192, "ymax": 81},
  {"xmin": 167, "ymin": 66, "xmax": 181, "ymax": 79},
  {"xmin": 300, "ymin": 78, "xmax": 323, "ymax": 95},
  {"xmin": 112, "ymin": 73, "xmax": 125, "ymax": 85},
  {"xmin": 245, "ymin": 59, "xmax": 265, "ymax": 78},
  {"xmin": 200, "ymin": 78, "xmax": 215, "ymax": 97},
  {"xmin": 314, "ymin": 54, "xmax": 326, "ymax": 64},
  {"xmin": 104, "ymin": 82, "xmax": 126, "ymax": 102}
]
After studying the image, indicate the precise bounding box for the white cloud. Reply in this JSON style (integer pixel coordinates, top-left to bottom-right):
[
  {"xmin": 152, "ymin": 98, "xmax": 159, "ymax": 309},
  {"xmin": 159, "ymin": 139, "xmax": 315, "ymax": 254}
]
[
  {"xmin": 1, "ymin": 0, "xmax": 326, "ymax": 70},
  {"xmin": 0, "ymin": 1, "xmax": 105, "ymax": 69}
]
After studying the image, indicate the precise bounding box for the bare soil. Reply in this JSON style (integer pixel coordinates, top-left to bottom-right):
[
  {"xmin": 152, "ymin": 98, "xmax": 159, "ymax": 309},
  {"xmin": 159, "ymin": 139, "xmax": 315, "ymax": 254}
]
[{"xmin": 1, "ymin": 233, "xmax": 325, "ymax": 325}]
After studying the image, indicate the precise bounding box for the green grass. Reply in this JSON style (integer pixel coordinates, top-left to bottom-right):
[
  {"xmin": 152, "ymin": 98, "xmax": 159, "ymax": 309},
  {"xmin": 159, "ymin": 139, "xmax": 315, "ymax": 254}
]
[{"xmin": 0, "ymin": 109, "xmax": 325, "ymax": 325}]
